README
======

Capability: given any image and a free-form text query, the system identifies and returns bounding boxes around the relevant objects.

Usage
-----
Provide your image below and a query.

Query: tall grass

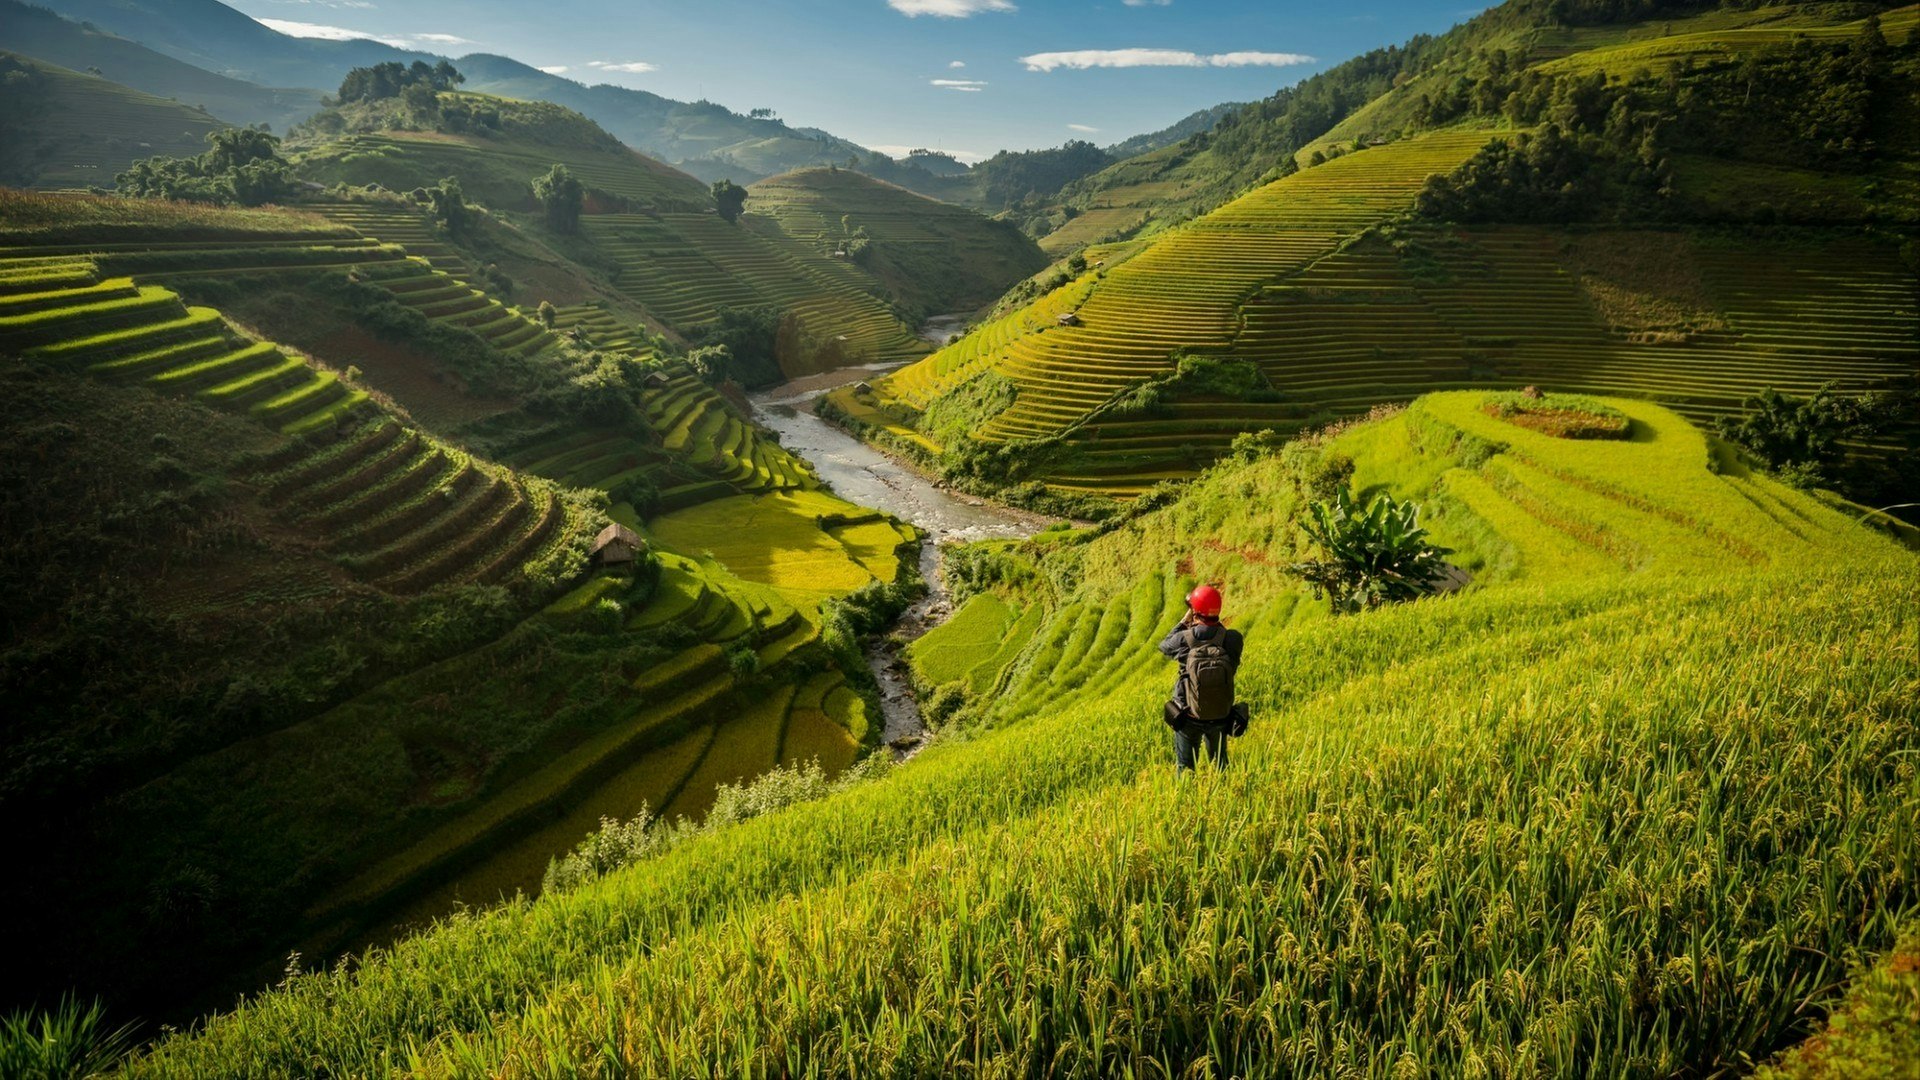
[120,395,1917,1075]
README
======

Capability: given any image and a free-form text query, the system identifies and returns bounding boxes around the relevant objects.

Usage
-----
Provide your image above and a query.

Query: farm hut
[1056,312,1081,327]
[592,523,646,566]
[642,370,672,389]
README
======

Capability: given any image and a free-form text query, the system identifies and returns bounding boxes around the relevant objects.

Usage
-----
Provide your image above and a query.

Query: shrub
[1483,390,1630,439]
[0,997,136,1080]
[1288,489,1455,613]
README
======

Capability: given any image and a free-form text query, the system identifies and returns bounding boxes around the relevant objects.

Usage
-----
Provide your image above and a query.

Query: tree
[1716,383,1912,490]
[427,176,470,236]
[116,128,293,206]
[537,300,558,328]
[711,178,748,223]
[532,164,585,233]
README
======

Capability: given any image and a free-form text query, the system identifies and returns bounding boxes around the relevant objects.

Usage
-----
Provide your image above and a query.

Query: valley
[1,0,1917,1074]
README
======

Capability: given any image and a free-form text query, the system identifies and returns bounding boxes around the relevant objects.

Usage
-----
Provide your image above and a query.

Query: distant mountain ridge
[22,0,881,181]
[0,0,322,131]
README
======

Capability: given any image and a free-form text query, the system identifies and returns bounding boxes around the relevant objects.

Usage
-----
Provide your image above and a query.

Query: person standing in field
[1159,583,1245,772]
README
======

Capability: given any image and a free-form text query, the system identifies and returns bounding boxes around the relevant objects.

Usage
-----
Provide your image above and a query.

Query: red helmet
[1187,584,1223,618]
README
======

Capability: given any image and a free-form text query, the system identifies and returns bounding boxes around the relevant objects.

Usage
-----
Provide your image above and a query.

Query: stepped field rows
[1530,3,1920,75]
[117,392,1917,1076]
[867,123,1918,498]
[874,129,1497,452]
[304,133,711,211]
[0,49,222,189]
[307,486,908,947]
[583,211,929,362]
[0,256,595,595]
[493,371,820,512]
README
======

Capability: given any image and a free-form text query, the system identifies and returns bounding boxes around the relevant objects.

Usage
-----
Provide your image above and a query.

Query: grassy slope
[747,168,1050,318]
[0,51,224,188]
[124,395,1918,1074]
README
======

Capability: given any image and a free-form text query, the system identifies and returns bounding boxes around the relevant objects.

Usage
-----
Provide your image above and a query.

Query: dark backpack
[1182,626,1235,722]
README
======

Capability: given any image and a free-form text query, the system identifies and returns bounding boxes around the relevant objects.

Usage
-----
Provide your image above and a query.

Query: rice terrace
[0,0,1916,1075]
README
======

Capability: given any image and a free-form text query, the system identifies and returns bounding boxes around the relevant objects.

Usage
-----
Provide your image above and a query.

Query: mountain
[452,54,875,184]
[1104,101,1244,159]
[747,167,1050,319]
[0,49,222,187]
[0,0,323,131]
[840,0,1920,509]
[24,0,883,182]
[26,0,440,89]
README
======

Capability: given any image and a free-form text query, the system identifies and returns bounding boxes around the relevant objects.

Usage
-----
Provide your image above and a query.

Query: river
[749,366,1044,748]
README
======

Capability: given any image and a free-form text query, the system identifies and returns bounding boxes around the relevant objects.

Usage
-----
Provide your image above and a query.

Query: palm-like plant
[1288,489,1455,613]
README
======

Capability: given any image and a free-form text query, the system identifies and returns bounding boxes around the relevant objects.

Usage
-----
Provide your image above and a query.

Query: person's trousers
[1174,722,1228,771]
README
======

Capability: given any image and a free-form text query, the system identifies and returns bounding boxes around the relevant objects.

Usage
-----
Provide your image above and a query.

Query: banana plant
[1288,488,1455,613]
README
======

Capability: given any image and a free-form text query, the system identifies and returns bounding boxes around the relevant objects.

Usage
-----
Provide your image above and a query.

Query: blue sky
[234,0,1486,160]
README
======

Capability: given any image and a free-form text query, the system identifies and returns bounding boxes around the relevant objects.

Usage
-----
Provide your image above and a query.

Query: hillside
[840,1,1920,504]
[0,51,225,189]
[452,54,875,184]
[0,189,917,1020]
[27,0,441,91]
[0,0,324,132]
[747,168,1050,319]
[24,0,888,182]
[113,392,1920,1074]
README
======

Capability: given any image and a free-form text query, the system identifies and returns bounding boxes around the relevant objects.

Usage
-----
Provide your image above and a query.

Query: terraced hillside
[0,50,223,189]
[120,393,1920,1076]
[845,3,1920,501]
[0,190,922,1020]
[584,211,929,368]
[747,168,1049,317]
[846,128,1495,493]
[297,131,712,213]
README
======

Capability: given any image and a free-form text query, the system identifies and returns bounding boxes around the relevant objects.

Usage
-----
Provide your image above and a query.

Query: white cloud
[949,60,967,68]
[1068,123,1099,133]
[888,0,1015,17]
[587,60,659,74]
[1019,47,1314,72]
[255,17,394,44]
[253,18,481,50]
[538,65,570,74]
[931,78,987,91]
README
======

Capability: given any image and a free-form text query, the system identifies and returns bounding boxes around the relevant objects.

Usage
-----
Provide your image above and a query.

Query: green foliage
[691,306,784,388]
[531,164,584,234]
[336,61,464,105]
[710,178,748,223]
[0,996,136,1080]
[1754,924,1920,1079]
[424,176,469,237]
[1289,489,1456,613]
[116,127,296,207]
[1717,382,1916,494]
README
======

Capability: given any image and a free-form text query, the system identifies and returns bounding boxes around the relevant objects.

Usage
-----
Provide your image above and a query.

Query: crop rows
[308,200,477,281]
[0,260,367,436]
[313,134,710,210]
[583,212,927,362]
[1532,5,1918,76]
[354,259,558,358]
[910,130,1493,446]
[549,304,650,353]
